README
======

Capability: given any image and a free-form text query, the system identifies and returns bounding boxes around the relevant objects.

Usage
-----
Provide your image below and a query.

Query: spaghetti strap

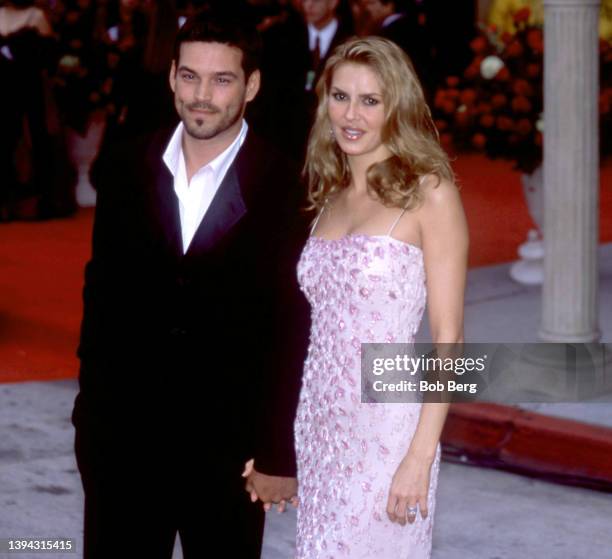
[310,205,326,235]
[386,207,408,237]
[387,175,427,237]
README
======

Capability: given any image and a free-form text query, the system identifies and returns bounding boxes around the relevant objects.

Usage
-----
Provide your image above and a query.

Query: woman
[294,36,468,558]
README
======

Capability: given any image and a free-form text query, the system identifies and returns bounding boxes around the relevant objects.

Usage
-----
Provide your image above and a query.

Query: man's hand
[242,459,298,512]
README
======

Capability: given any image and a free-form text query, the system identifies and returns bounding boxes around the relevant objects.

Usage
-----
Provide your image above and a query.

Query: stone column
[539,0,601,342]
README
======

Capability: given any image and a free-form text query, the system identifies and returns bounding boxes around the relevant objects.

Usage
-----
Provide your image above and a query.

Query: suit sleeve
[251,157,311,477]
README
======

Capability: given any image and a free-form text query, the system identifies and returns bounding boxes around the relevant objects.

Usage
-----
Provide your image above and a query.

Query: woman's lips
[341,127,365,141]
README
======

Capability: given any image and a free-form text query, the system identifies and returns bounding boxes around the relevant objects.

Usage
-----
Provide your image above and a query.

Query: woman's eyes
[332,92,379,106]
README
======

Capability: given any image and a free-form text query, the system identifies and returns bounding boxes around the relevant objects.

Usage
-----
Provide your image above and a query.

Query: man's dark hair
[173,9,262,79]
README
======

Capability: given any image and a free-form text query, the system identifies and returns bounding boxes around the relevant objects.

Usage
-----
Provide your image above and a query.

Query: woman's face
[327,62,390,162]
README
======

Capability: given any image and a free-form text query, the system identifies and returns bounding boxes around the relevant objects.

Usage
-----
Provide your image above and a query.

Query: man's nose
[194,80,212,101]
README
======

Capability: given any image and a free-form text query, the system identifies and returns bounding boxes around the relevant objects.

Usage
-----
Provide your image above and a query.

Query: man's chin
[183,122,219,141]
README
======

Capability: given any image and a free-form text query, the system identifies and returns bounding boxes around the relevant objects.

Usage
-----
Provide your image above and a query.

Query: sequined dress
[294,210,442,559]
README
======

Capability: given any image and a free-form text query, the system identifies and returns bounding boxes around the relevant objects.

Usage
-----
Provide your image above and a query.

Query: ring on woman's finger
[407,506,418,517]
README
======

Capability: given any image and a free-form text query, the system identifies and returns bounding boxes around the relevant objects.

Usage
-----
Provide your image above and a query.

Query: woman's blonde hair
[304,36,453,211]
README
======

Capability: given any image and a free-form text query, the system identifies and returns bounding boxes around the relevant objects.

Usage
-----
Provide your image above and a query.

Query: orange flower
[516,118,533,135]
[472,133,487,149]
[480,114,495,128]
[535,132,543,146]
[477,102,493,114]
[513,7,531,24]
[526,63,541,78]
[495,67,511,81]
[470,36,489,54]
[511,96,532,113]
[434,119,448,132]
[496,116,514,131]
[464,63,480,80]
[446,76,460,87]
[526,29,543,54]
[505,41,524,58]
[455,110,471,127]
[460,89,477,105]
[434,90,447,109]
[442,100,457,114]
[491,94,507,109]
[513,79,534,97]
[446,88,461,100]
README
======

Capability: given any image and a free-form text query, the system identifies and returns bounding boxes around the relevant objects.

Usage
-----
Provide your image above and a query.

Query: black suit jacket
[73,127,311,479]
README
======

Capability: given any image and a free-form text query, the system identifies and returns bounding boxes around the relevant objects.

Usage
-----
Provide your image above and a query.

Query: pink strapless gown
[295,234,442,559]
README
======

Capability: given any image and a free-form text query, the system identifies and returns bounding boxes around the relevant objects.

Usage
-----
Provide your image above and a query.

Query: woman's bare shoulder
[418,174,462,211]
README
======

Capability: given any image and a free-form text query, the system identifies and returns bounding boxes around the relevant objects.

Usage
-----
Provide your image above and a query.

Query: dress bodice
[297,233,426,346]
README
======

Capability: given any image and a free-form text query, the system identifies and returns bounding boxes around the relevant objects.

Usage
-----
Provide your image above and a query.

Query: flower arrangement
[433,8,544,173]
[434,7,612,174]
[600,39,612,154]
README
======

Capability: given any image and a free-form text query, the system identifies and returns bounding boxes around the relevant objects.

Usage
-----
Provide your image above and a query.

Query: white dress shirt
[308,18,338,60]
[162,120,248,253]
[382,13,404,28]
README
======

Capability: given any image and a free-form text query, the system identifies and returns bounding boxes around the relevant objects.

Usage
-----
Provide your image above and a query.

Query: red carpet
[0,155,611,382]
[0,209,93,382]
[454,154,612,267]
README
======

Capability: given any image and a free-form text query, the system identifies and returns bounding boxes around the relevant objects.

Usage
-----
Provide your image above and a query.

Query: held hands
[386,452,432,526]
[242,459,299,513]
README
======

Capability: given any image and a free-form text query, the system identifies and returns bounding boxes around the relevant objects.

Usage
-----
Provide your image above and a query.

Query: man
[251,0,350,160]
[72,10,310,559]
[301,0,347,90]
[362,0,434,98]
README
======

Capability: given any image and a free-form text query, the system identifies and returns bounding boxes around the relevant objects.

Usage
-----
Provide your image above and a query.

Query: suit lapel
[150,142,183,259]
[183,163,247,258]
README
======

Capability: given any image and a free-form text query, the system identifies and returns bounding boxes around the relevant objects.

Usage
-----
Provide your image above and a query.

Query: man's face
[362,0,394,25]
[169,41,260,141]
[302,0,338,28]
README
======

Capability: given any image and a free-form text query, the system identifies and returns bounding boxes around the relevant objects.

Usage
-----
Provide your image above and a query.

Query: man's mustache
[187,102,220,113]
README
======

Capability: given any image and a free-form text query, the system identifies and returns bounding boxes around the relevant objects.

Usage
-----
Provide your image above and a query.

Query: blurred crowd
[0,0,476,221]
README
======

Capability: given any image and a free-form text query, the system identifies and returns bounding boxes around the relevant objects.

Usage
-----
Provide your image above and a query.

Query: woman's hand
[386,452,433,525]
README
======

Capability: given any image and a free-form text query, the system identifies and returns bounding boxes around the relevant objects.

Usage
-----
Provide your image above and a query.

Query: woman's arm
[387,176,468,525]
[412,175,468,454]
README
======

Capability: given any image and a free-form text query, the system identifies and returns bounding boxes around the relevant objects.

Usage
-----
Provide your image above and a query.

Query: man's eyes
[179,74,232,84]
